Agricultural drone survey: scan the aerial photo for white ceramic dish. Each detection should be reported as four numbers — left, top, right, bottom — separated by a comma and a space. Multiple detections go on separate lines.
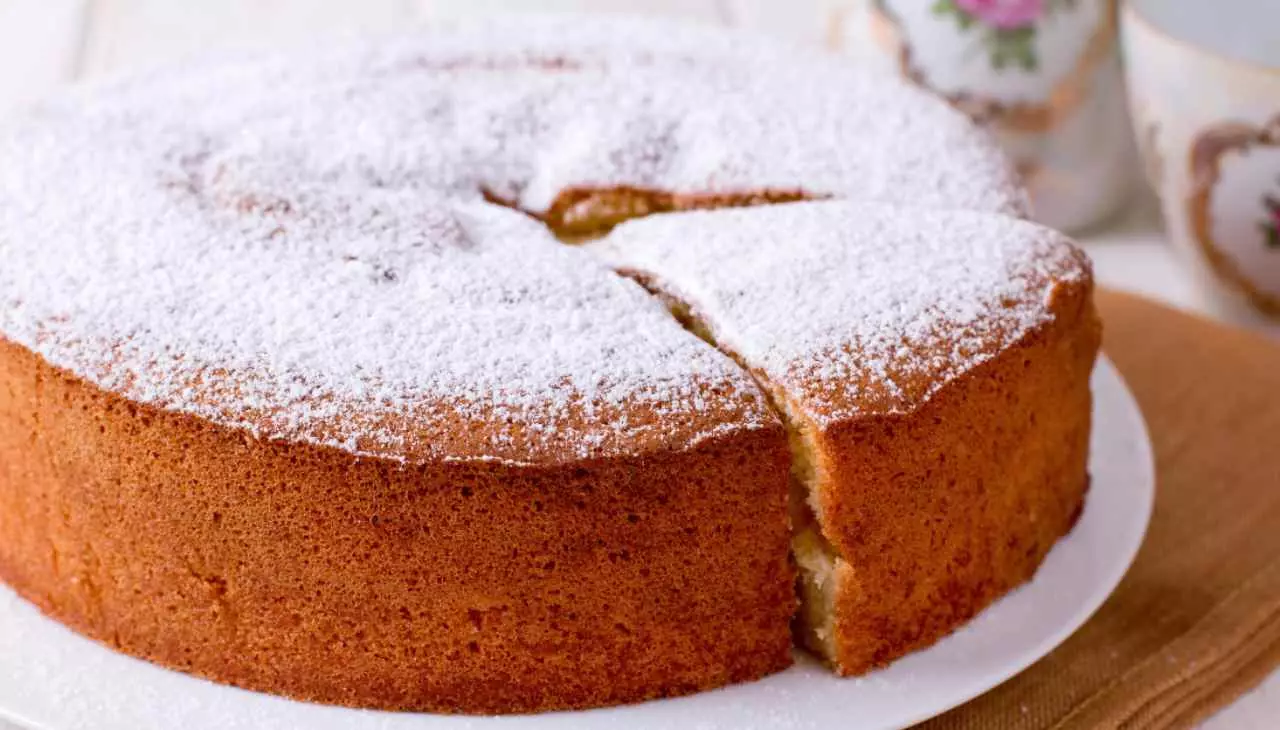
0, 356, 1153, 730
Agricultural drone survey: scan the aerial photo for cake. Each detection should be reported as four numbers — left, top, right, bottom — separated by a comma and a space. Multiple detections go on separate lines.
0, 15, 1096, 714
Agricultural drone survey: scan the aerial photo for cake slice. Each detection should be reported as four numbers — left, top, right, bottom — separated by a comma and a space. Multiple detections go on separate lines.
594, 200, 1100, 673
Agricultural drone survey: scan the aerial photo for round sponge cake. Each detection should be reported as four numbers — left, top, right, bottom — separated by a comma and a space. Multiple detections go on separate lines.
0, 15, 1093, 714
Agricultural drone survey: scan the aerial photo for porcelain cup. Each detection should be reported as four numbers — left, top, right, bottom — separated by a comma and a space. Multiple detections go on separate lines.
1124, 0, 1280, 324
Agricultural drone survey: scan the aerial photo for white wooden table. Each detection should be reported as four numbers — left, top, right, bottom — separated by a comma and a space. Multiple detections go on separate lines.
0, 0, 1275, 727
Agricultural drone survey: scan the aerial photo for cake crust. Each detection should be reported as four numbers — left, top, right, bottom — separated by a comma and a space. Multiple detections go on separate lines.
0, 337, 795, 713
815, 280, 1098, 671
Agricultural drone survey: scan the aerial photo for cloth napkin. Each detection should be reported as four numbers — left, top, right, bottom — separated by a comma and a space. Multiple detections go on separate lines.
922, 290, 1280, 729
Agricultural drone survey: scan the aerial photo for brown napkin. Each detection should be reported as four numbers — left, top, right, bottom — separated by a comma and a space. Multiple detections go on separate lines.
922, 290, 1280, 729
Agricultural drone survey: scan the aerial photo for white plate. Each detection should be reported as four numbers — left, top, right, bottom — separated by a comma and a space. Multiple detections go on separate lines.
0, 356, 1154, 730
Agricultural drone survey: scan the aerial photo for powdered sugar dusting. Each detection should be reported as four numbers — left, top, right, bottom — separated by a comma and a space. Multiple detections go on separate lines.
0, 123, 775, 464
596, 201, 1090, 424
0, 15, 1026, 461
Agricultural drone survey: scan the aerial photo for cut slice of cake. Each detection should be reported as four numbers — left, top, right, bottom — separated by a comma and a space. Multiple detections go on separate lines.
594, 200, 1101, 673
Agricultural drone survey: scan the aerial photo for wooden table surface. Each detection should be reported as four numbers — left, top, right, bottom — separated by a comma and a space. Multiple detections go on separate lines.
0, 0, 1274, 727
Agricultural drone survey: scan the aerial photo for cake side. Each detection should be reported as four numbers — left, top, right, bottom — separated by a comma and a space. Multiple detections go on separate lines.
803, 280, 1099, 670
0, 337, 795, 713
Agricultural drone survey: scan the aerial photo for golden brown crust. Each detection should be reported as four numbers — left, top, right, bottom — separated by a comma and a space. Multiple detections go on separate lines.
811, 277, 1100, 672
0, 337, 795, 713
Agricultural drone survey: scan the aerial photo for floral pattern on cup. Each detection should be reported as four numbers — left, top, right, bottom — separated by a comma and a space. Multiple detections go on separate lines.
872, 0, 1116, 133
1188, 116, 1280, 315
866, 0, 1132, 231
932, 0, 1080, 71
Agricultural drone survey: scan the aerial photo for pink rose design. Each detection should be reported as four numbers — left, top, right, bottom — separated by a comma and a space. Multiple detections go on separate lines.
956, 0, 1044, 29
